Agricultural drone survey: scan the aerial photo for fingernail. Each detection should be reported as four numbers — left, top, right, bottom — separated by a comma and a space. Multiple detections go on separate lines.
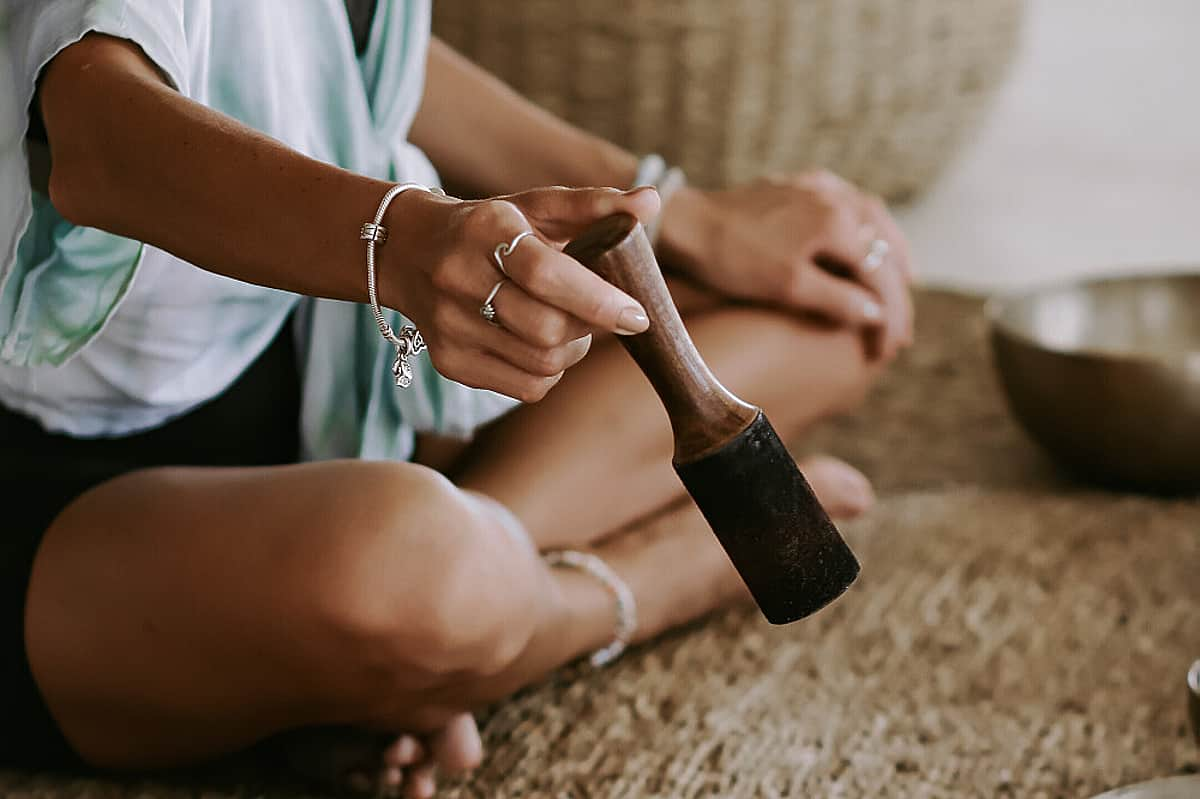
616, 306, 650, 335
863, 300, 883, 322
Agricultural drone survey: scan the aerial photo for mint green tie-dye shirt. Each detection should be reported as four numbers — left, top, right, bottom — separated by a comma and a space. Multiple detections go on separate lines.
0, 0, 516, 459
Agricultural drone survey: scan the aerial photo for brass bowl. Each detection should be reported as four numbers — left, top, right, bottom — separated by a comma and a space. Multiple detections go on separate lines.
1189, 659, 1200, 745
986, 272, 1200, 493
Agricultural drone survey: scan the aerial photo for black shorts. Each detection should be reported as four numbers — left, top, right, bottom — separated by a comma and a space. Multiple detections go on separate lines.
0, 323, 301, 770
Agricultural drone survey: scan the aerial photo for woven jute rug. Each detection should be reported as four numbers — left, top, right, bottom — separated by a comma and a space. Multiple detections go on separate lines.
3, 291, 1198, 798
434, 490, 1198, 798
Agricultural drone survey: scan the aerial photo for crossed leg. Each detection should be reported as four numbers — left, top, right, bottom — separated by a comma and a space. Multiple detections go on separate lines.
23, 299, 879, 780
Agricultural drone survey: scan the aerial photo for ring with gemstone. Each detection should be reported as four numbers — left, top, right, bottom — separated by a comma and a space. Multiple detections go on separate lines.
480, 279, 507, 327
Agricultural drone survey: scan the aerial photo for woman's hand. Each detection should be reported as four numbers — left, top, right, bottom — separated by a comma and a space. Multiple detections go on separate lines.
660, 170, 914, 361
381, 186, 661, 402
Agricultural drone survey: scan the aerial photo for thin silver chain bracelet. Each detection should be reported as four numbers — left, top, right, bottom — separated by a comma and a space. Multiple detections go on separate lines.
359, 183, 445, 388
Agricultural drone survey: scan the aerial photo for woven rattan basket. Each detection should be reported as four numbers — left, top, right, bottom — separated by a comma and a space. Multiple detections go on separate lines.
433, 0, 1024, 200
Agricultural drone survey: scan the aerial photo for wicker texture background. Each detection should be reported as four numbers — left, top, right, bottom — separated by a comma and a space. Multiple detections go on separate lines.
433, 0, 1026, 199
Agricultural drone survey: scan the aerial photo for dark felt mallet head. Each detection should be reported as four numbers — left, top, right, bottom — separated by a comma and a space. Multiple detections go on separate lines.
565, 214, 860, 624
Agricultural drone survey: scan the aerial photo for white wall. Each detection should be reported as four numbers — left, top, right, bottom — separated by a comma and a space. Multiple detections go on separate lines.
898, 0, 1200, 291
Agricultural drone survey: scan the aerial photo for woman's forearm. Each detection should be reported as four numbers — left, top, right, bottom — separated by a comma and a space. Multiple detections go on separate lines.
410, 40, 716, 274
40, 34, 402, 306
411, 39, 638, 197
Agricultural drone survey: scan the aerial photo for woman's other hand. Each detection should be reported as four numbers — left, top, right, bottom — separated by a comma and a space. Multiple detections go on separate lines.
660, 170, 915, 361
381, 186, 660, 402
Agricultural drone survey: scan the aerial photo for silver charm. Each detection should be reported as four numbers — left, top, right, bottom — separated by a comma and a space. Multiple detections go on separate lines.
390, 326, 426, 389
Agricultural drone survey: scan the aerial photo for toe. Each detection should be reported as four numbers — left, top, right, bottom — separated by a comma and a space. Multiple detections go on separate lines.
383, 735, 425, 767
799, 454, 876, 519
404, 763, 438, 799
431, 713, 483, 773
383, 765, 404, 788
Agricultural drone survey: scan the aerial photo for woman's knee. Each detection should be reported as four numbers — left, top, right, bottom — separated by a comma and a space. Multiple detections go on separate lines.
306, 462, 543, 704
701, 308, 882, 426
827, 328, 886, 415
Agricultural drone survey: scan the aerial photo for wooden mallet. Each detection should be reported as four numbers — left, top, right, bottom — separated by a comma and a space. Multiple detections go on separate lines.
565, 214, 860, 624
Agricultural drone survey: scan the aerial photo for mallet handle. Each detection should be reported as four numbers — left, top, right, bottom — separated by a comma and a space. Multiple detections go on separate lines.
564, 214, 758, 463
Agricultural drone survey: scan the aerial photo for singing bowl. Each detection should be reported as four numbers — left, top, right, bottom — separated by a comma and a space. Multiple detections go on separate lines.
986, 271, 1200, 493
1189, 659, 1200, 746
1088, 776, 1200, 799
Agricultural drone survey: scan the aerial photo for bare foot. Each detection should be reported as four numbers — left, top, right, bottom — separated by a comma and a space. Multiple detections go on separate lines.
281, 713, 482, 797
797, 454, 875, 519
388, 715, 483, 799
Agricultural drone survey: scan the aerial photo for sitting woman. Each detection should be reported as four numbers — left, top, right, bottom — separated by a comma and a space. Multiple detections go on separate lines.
0, 1, 913, 796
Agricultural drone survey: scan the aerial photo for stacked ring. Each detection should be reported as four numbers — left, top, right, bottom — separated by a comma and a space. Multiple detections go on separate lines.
863, 238, 890, 273
482, 230, 534, 326
480, 279, 506, 326
493, 230, 534, 277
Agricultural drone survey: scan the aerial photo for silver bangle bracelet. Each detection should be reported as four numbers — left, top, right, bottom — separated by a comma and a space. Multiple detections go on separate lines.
544, 550, 638, 668
632, 153, 688, 247
359, 182, 445, 388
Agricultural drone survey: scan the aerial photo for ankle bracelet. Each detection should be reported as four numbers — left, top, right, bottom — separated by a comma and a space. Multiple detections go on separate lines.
544, 550, 637, 668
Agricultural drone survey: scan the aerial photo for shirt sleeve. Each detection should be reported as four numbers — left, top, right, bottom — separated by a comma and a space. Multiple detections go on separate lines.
0, 0, 191, 367
5, 0, 190, 98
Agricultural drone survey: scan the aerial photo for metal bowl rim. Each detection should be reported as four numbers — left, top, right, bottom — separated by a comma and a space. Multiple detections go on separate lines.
985, 268, 1200, 366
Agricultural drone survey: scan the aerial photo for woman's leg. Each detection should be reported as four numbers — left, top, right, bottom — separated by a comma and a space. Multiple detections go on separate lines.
26, 453, 766, 771
453, 299, 880, 549
24, 302, 879, 775
24, 461, 579, 768
24, 460, 760, 774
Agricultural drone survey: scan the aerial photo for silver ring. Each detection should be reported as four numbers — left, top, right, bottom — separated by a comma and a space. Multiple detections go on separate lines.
493, 230, 534, 277
480, 279, 507, 327
863, 238, 890, 273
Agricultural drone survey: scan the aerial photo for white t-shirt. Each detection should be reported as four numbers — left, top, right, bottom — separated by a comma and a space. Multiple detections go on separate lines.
0, 0, 516, 457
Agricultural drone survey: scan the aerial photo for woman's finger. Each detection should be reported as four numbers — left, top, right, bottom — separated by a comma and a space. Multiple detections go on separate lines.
790, 263, 885, 328
805, 196, 910, 356
442, 299, 593, 376
482, 276, 592, 347
482, 333, 591, 379
863, 194, 914, 284
859, 199, 915, 349
509, 185, 661, 243
811, 209, 888, 295
501, 235, 649, 336
430, 346, 563, 404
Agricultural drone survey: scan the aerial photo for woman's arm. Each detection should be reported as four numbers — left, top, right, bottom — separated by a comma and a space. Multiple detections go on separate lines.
413, 39, 914, 360
39, 34, 656, 402
410, 39, 639, 197
42, 35, 394, 306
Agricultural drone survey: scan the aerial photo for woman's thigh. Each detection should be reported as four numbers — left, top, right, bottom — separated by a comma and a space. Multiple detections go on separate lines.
24, 459, 540, 770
